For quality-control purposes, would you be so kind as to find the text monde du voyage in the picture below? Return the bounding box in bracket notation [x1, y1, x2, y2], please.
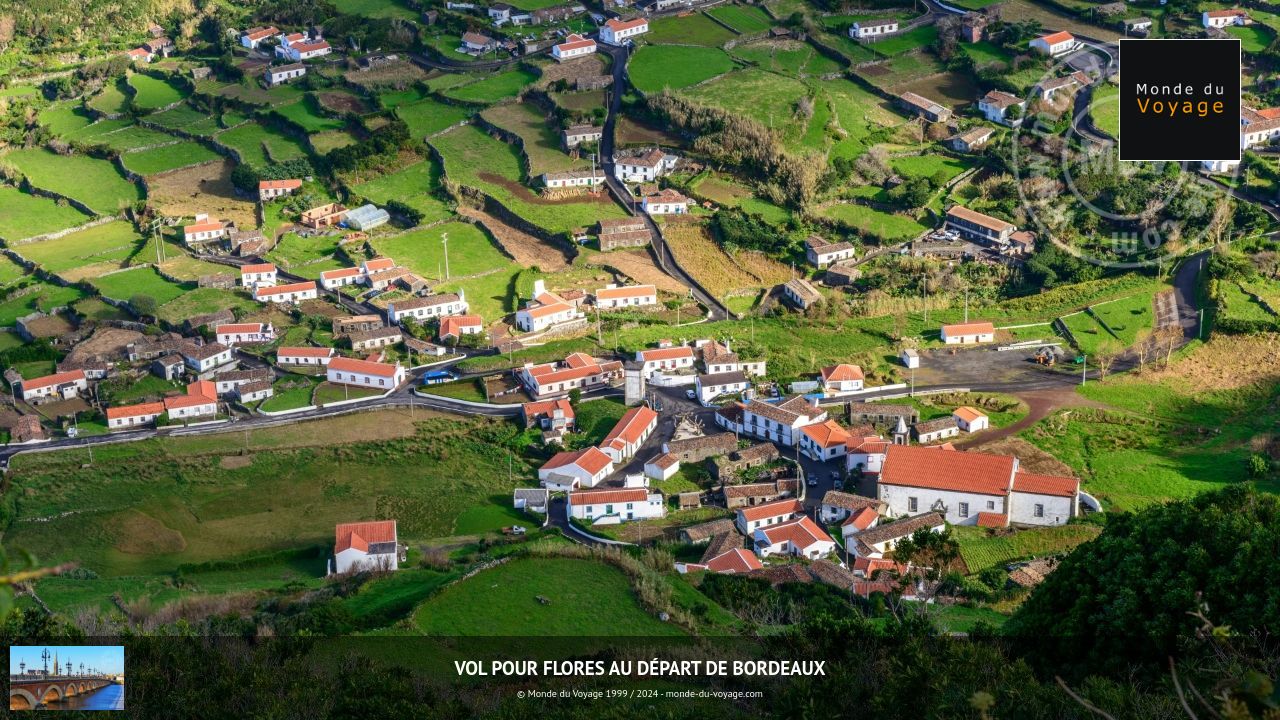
[1133, 82, 1230, 118]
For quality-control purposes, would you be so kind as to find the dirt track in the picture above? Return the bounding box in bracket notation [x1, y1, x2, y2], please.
[456, 206, 570, 270]
[957, 388, 1109, 450]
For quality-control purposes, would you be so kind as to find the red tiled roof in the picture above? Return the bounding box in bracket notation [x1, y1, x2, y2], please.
[821, 364, 864, 383]
[524, 398, 574, 419]
[278, 346, 333, 358]
[329, 356, 400, 378]
[605, 17, 648, 31]
[335, 520, 396, 554]
[217, 323, 266, 334]
[597, 284, 656, 300]
[953, 406, 987, 423]
[293, 40, 330, 53]
[21, 369, 86, 391]
[1012, 471, 1079, 497]
[184, 221, 226, 234]
[706, 548, 762, 574]
[758, 515, 833, 550]
[976, 511, 1008, 528]
[648, 452, 678, 470]
[1037, 30, 1075, 44]
[543, 446, 613, 475]
[1205, 9, 1246, 18]
[601, 406, 658, 448]
[321, 267, 362, 280]
[556, 33, 596, 51]
[853, 556, 905, 578]
[439, 314, 482, 338]
[569, 487, 648, 506]
[880, 444, 1015, 496]
[106, 401, 165, 420]
[364, 257, 396, 272]
[244, 26, 278, 41]
[942, 321, 996, 336]
[258, 179, 302, 191]
[256, 281, 316, 299]
[639, 346, 693, 362]
[800, 419, 851, 448]
[242, 263, 275, 274]
[738, 498, 804, 523]
[524, 301, 575, 319]
[842, 506, 880, 531]
[947, 205, 1015, 233]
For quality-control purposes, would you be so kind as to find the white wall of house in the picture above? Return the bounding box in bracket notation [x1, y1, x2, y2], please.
[845, 450, 886, 474]
[334, 548, 398, 575]
[108, 411, 161, 429]
[569, 495, 664, 522]
[879, 484, 1005, 525]
[326, 366, 405, 389]
[1009, 491, 1076, 526]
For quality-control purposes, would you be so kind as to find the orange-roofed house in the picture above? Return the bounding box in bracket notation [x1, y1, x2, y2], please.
[600, 16, 649, 45]
[818, 489, 884, 525]
[255, 280, 318, 304]
[332, 520, 401, 575]
[878, 444, 1078, 527]
[599, 405, 658, 463]
[215, 322, 276, 346]
[845, 430, 892, 475]
[643, 451, 680, 482]
[320, 266, 364, 290]
[952, 406, 989, 432]
[734, 498, 805, 535]
[752, 515, 836, 559]
[258, 179, 303, 202]
[515, 297, 583, 333]
[940, 321, 995, 345]
[552, 33, 596, 61]
[18, 369, 89, 403]
[537, 447, 615, 490]
[1202, 8, 1249, 28]
[327, 356, 405, 390]
[240, 26, 279, 49]
[163, 381, 218, 420]
[240, 262, 277, 288]
[819, 363, 864, 394]
[595, 284, 657, 310]
[299, 203, 347, 229]
[705, 548, 763, 574]
[521, 398, 574, 431]
[567, 487, 665, 523]
[635, 345, 695, 377]
[439, 314, 484, 342]
[1029, 30, 1078, 56]
[799, 419, 852, 461]
[106, 401, 166, 429]
[183, 216, 232, 245]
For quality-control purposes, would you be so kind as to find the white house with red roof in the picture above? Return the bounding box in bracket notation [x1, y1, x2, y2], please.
[515, 283, 585, 333]
[439, 314, 484, 341]
[734, 498, 804, 535]
[799, 419, 852, 461]
[522, 398, 575, 431]
[332, 520, 400, 575]
[278, 346, 335, 366]
[1203, 8, 1249, 27]
[327, 357, 405, 389]
[845, 430, 891, 475]
[320, 267, 363, 290]
[704, 548, 763, 574]
[18, 369, 88, 402]
[847, 511, 945, 559]
[568, 487, 664, 523]
[595, 284, 657, 310]
[517, 352, 622, 400]
[240, 262, 277, 288]
[878, 444, 1079, 527]
[819, 363, 864, 394]
[106, 400, 166, 429]
[752, 515, 835, 559]
[819, 489, 884, 525]
[538, 447, 615, 490]
[599, 405, 658, 463]
[614, 148, 677, 183]
[940, 321, 995, 344]
[600, 17, 649, 46]
[952, 406, 989, 432]
[255, 280, 318, 304]
[126, 47, 153, 62]
[552, 33, 596, 61]
[635, 345, 696, 377]
[1029, 30, 1078, 56]
[163, 380, 219, 420]
[276, 32, 332, 61]
[741, 395, 828, 447]
[643, 451, 680, 481]
[216, 322, 276, 346]
[183, 215, 232, 245]
[641, 189, 691, 215]
[240, 26, 279, 48]
[258, 179, 302, 201]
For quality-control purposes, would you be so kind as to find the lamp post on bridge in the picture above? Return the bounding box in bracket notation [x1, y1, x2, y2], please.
[41, 648, 50, 677]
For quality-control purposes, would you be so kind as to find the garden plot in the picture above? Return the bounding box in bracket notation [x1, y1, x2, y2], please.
[707, 4, 773, 33]
[441, 68, 538, 104]
[88, 80, 131, 115]
[629, 45, 736, 93]
[370, 222, 510, 280]
[1, 148, 142, 214]
[91, 266, 188, 305]
[893, 70, 981, 108]
[84, 124, 178, 152]
[215, 121, 309, 167]
[349, 157, 453, 224]
[690, 173, 791, 225]
[311, 130, 361, 154]
[128, 73, 188, 111]
[646, 13, 737, 46]
[332, 0, 418, 20]
[275, 96, 346, 133]
[396, 97, 472, 138]
[266, 233, 346, 276]
[482, 102, 589, 175]
[0, 186, 92, 241]
[146, 103, 226, 136]
[550, 90, 605, 114]
[662, 222, 791, 302]
[147, 160, 258, 229]
[997, 0, 1121, 42]
[122, 141, 221, 176]
[11, 220, 142, 280]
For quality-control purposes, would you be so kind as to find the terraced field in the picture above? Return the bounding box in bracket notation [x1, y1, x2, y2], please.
[629, 45, 736, 93]
[12, 220, 142, 279]
[1, 148, 142, 213]
[0, 186, 92, 240]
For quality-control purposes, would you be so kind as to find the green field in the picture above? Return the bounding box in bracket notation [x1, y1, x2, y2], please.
[396, 97, 473, 138]
[629, 45, 736, 93]
[379, 87, 428, 109]
[482, 102, 588, 175]
[1227, 24, 1274, 53]
[38, 103, 96, 137]
[865, 25, 938, 56]
[122, 141, 221, 175]
[146, 103, 226, 136]
[349, 158, 453, 224]
[311, 130, 360, 154]
[91, 266, 188, 305]
[1, 148, 142, 214]
[647, 13, 737, 46]
[819, 202, 929, 241]
[0, 185, 93, 241]
[690, 173, 791, 224]
[732, 39, 843, 77]
[370, 222, 508, 280]
[88, 80, 132, 115]
[414, 557, 683, 636]
[1090, 81, 1119, 139]
[441, 68, 537, 104]
[216, 121, 309, 167]
[820, 77, 902, 160]
[332, 0, 418, 19]
[156, 287, 259, 324]
[1088, 290, 1156, 348]
[890, 154, 971, 182]
[0, 283, 87, 326]
[679, 68, 821, 151]
[128, 73, 188, 111]
[953, 524, 1103, 573]
[267, 233, 344, 273]
[276, 96, 346, 132]
[84, 124, 177, 152]
[13, 220, 142, 276]
[707, 4, 774, 33]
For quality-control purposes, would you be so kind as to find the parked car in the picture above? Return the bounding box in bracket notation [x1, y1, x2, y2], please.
[806, 477, 818, 487]
[685, 389, 696, 399]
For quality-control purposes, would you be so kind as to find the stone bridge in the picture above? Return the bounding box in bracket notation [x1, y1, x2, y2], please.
[9, 676, 117, 710]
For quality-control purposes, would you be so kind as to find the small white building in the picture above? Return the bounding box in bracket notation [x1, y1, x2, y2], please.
[900, 348, 920, 369]
[568, 487, 665, 524]
[106, 401, 165, 429]
[600, 16, 649, 46]
[180, 343, 234, 373]
[644, 452, 680, 481]
[278, 346, 336, 366]
[552, 33, 596, 61]
[19, 369, 89, 402]
[614, 148, 676, 183]
[258, 179, 302, 202]
[255, 281, 318, 304]
[1028, 30, 1078, 56]
[695, 370, 749, 405]
[240, 262, 277, 288]
[543, 169, 606, 189]
[326, 356, 405, 389]
[641, 189, 690, 215]
[850, 18, 899, 39]
[782, 278, 822, 310]
[163, 380, 219, 420]
[439, 315, 484, 341]
[979, 90, 1026, 127]
[752, 516, 835, 560]
[734, 498, 804, 535]
[953, 406, 989, 433]
[235, 379, 274, 403]
[798, 419, 852, 462]
[1203, 9, 1248, 28]
[332, 520, 400, 575]
[595, 284, 657, 310]
[241, 26, 279, 49]
[183, 216, 232, 245]
[266, 63, 306, 86]
[819, 363, 864, 394]
[845, 430, 891, 475]
[320, 267, 364, 290]
[515, 298, 583, 333]
[940, 321, 995, 344]
[915, 417, 959, 443]
[635, 345, 695, 377]
[804, 236, 857, 268]
[538, 447, 615, 490]
[387, 292, 468, 325]
[216, 322, 276, 346]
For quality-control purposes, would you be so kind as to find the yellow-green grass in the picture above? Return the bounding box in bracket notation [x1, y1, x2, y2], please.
[0, 254, 28, 287]
[275, 96, 345, 132]
[0, 283, 88, 326]
[1, 148, 142, 214]
[0, 85, 38, 98]
[707, 4, 773, 33]
[482, 102, 588, 174]
[1087, 289, 1158, 348]
[128, 73, 187, 111]
[331, 0, 418, 20]
[629, 45, 736, 93]
[864, 25, 938, 56]
[91, 266, 189, 305]
[266, 232, 344, 272]
[395, 96, 473, 138]
[348, 158, 453, 224]
[215, 121, 309, 167]
[646, 13, 738, 46]
[0, 186, 93, 241]
[82, 124, 177, 152]
[430, 124, 629, 234]
[440, 68, 537, 104]
[690, 173, 791, 224]
[312, 130, 361, 154]
[678, 69, 823, 152]
[890, 154, 972, 182]
[88, 80, 131, 115]
[121, 141, 221, 175]
[860, 51, 945, 89]
[820, 77, 902, 160]
[1227, 24, 1273, 53]
[156, 288, 260, 324]
[819, 203, 929, 242]
[369, 222, 507, 279]
[414, 557, 684, 636]
[1090, 81, 1119, 139]
[12, 220, 142, 277]
[732, 40, 842, 77]
[38, 103, 96, 136]
[146, 103, 225, 136]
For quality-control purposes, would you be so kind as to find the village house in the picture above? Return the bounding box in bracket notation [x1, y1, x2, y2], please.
[823, 264, 861, 286]
[914, 416, 959, 443]
[236, 379, 274, 403]
[543, 169, 606, 189]
[240, 262, 277, 288]
[848, 401, 919, 427]
[183, 215, 233, 245]
[300, 203, 348, 229]
[349, 326, 403, 352]
[635, 345, 695, 377]
[488, 2, 513, 22]
[460, 31, 497, 54]
[106, 401, 165, 429]
[163, 380, 219, 421]
[568, 487, 665, 524]
[940, 320, 996, 344]
[152, 354, 184, 380]
[1036, 73, 1086, 102]
[597, 217, 652, 250]
[364, 266, 412, 291]
[215, 322, 276, 346]
[641, 188, 691, 215]
[799, 419, 852, 462]
[180, 342, 234, 374]
[644, 451, 680, 481]
[276, 32, 332, 61]
[782, 278, 823, 310]
[697, 338, 766, 377]
[515, 281, 585, 333]
[847, 511, 945, 559]
[240, 25, 279, 49]
[562, 123, 603, 148]
[663, 432, 737, 463]
[513, 487, 550, 514]
[978, 90, 1026, 126]
[753, 515, 836, 560]
[522, 398, 574, 431]
[1240, 106, 1280, 150]
[213, 368, 273, 396]
[332, 520, 400, 575]
[327, 356, 405, 389]
[255, 280, 318, 304]
[387, 292, 468, 325]
[819, 490, 884, 525]
[599, 405, 659, 463]
[266, 63, 307, 86]
[517, 352, 621, 400]
[18, 369, 88, 403]
[1029, 30, 1079, 56]
[740, 395, 827, 447]
[320, 267, 364, 290]
[947, 126, 995, 153]
[820, 363, 864, 394]
[1122, 17, 1153, 34]
[897, 91, 952, 123]
[695, 370, 750, 405]
[805, 236, 857, 268]
[259, 179, 303, 202]
[126, 47, 154, 62]
[279, 346, 337, 367]
[850, 18, 900, 40]
[953, 406, 989, 433]
[900, 348, 920, 368]
[538, 446, 615, 490]
[600, 16, 649, 45]
[333, 315, 382, 336]
[878, 444, 1079, 527]
[439, 314, 484, 341]
[1203, 8, 1249, 27]
[735, 497, 804, 535]
[724, 478, 800, 509]
[553, 33, 597, 62]
[614, 148, 677, 183]
[595, 284, 657, 310]
[846, 429, 892, 474]
[945, 204, 1018, 246]
[683, 548, 763, 575]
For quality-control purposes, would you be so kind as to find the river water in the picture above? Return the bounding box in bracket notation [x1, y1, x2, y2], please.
[57, 684, 125, 710]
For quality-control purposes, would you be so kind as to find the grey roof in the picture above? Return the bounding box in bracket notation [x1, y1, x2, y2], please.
[852, 512, 945, 546]
[390, 293, 461, 312]
[916, 416, 959, 434]
[821, 490, 881, 512]
[514, 487, 549, 507]
[665, 432, 737, 455]
[351, 326, 402, 342]
[698, 370, 748, 387]
[681, 517, 736, 542]
[345, 204, 390, 226]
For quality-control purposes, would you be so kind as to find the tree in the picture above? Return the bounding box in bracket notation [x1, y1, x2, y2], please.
[0, 15, 14, 51]
[889, 526, 960, 612]
[129, 294, 158, 317]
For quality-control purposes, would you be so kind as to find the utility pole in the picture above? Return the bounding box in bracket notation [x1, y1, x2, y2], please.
[964, 289, 969, 323]
[1081, 355, 1087, 386]
[1198, 308, 1204, 340]
[441, 232, 450, 280]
